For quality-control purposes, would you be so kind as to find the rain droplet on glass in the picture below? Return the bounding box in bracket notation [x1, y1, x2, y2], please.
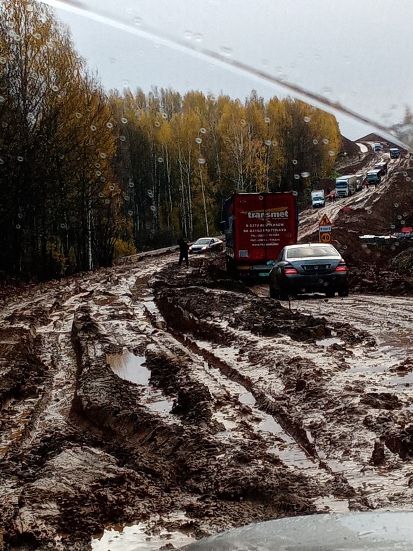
[198, 157, 206, 165]
[304, 116, 311, 123]
[161, 112, 168, 119]
[52, 85, 59, 92]
[264, 117, 271, 124]
[129, 181, 135, 188]
[313, 139, 318, 145]
[220, 46, 232, 57]
[292, 159, 298, 165]
[16, 224, 21, 229]
[90, 125, 97, 132]
[294, 174, 300, 180]
[157, 157, 164, 163]
[106, 122, 113, 129]
[109, 185, 115, 191]
[200, 127, 207, 134]
[128, 210, 133, 216]
[120, 135, 126, 141]
[265, 139, 272, 146]
[75, 112, 82, 119]
[154, 121, 161, 128]
[322, 138, 329, 145]
[195, 137, 202, 144]
[17, 156, 24, 162]
[328, 150, 335, 157]
[121, 117, 128, 124]
[100, 152, 107, 159]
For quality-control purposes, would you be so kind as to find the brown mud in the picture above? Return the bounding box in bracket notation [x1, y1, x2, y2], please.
[0, 253, 412, 549]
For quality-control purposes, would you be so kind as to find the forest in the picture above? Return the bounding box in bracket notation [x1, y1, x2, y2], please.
[0, 0, 341, 279]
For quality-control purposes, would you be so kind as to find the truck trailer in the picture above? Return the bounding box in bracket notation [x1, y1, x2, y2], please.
[223, 192, 298, 278]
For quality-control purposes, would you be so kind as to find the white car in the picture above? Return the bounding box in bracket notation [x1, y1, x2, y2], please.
[189, 237, 224, 254]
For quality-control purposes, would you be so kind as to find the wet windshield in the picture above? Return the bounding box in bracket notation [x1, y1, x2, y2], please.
[1, 1, 413, 550]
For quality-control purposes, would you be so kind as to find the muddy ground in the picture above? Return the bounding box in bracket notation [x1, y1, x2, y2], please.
[1, 251, 413, 549]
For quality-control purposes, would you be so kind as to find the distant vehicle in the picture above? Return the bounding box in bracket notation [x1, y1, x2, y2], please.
[367, 169, 382, 185]
[374, 161, 388, 175]
[335, 174, 357, 198]
[311, 190, 325, 208]
[373, 142, 383, 152]
[390, 147, 401, 159]
[223, 192, 298, 278]
[189, 237, 223, 254]
[355, 173, 364, 191]
[268, 243, 349, 299]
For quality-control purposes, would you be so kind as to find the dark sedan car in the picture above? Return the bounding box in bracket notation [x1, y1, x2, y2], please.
[269, 243, 349, 300]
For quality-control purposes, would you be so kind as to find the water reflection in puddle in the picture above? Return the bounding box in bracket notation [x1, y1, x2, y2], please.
[107, 351, 150, 385]
[315, 337, 344, 347]
[238, 391, 255, 405]
[146, 398, 174, 413]
[92, 511, 195, 550]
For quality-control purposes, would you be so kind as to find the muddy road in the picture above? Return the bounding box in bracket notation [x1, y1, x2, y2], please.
[1, 254, 413, 549]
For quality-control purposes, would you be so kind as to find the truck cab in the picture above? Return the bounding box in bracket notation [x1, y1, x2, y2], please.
[335, 175, 356, 198]
[367, 169, 381, 185]
[390, 147, 400, 159]
[373, 143, 383, 153]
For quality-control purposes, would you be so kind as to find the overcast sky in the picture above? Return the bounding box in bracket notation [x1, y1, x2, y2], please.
[45, 0, 413, 140]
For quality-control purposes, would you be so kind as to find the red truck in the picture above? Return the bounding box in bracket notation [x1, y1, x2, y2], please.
[223, 191, 298, 278]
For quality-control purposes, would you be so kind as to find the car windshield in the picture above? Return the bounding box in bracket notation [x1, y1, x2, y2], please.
[286, 246, 338, 259]
[195, 239, 211, 245]
[1, 1, 413, 550]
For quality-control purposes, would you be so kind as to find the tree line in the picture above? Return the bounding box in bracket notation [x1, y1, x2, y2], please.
[0, 0, 341, 279]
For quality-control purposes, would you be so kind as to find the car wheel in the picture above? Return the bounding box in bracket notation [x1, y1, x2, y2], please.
[338, 288, 349, 297]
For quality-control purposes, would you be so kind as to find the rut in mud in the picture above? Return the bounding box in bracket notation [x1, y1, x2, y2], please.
[0, 252, 413, 549]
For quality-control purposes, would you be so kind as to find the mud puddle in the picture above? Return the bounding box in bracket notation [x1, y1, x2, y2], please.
[107, 350, 149, 385]
[107, 349, 175, 415]
[92, 511, 195, 550]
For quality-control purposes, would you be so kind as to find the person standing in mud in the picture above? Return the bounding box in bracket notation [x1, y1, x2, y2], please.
[178, 237, 189, 268]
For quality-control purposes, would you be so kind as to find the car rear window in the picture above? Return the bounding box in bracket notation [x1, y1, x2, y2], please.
[286, 246, 338, 259]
